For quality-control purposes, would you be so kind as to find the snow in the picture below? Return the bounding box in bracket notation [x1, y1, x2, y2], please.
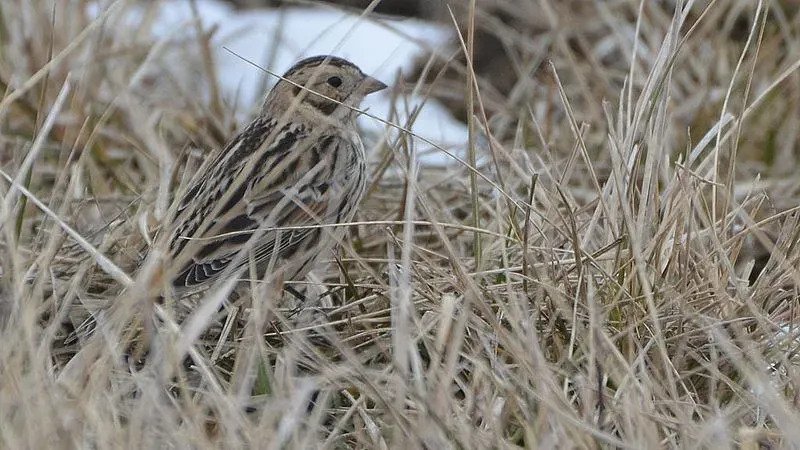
[151, 0, 467, 165]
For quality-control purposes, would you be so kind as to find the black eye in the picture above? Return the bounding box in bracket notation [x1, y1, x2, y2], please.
[326, 76, 342, 88]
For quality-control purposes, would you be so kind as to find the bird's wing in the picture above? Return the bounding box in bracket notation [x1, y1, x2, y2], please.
[170, 129, 354, 291]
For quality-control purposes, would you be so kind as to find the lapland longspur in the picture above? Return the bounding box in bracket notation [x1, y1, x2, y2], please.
[165, 55, 386, 294]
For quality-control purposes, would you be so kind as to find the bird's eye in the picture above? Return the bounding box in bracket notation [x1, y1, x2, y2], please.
[326, 76, 343, 88]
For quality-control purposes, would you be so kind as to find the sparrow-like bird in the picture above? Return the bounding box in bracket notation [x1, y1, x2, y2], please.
[165, 55, 386, 294]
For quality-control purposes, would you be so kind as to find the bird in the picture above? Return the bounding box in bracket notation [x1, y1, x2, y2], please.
[163, 55, 387, 296]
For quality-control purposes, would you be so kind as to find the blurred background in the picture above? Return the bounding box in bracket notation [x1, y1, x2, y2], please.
[3, 1, 800, 448]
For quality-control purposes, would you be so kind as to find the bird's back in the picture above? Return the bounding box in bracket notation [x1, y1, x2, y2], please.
[166, 116, 366, 294]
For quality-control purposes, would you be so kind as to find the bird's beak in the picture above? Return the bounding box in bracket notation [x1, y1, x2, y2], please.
[361, 76, 388, 95]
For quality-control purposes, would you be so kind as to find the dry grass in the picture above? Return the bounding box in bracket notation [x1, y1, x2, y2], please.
[2, 0, 800, 448]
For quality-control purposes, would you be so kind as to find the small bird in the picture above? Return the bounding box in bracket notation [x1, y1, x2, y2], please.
[164, 55, 387, 295]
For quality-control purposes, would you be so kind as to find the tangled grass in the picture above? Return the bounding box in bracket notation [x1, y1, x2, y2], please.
[1, 0, 800, 448]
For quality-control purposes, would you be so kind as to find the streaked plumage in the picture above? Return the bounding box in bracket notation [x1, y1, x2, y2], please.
[165, 55, 386, 294]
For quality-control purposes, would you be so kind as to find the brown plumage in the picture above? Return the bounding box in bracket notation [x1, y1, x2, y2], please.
[165, 55, 387, 294]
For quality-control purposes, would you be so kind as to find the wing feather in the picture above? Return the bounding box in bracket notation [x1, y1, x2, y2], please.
[170, 129, 356, 291]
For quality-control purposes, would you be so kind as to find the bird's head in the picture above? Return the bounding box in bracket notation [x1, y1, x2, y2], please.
[264, 55, 387, 122]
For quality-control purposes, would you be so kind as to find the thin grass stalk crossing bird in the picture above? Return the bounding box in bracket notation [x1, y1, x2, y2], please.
[163, 55, 387, 296]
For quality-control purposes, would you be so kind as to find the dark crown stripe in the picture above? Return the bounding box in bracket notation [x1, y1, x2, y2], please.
[281, 55, 358, 78]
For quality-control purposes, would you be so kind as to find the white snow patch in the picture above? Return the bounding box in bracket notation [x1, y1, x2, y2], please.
[152, 0, 467, 165]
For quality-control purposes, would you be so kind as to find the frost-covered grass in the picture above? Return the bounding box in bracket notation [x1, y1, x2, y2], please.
[1, 0, 800, 448]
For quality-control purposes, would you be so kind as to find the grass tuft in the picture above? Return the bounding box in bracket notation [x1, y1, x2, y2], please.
[1, 0, 800, 447]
